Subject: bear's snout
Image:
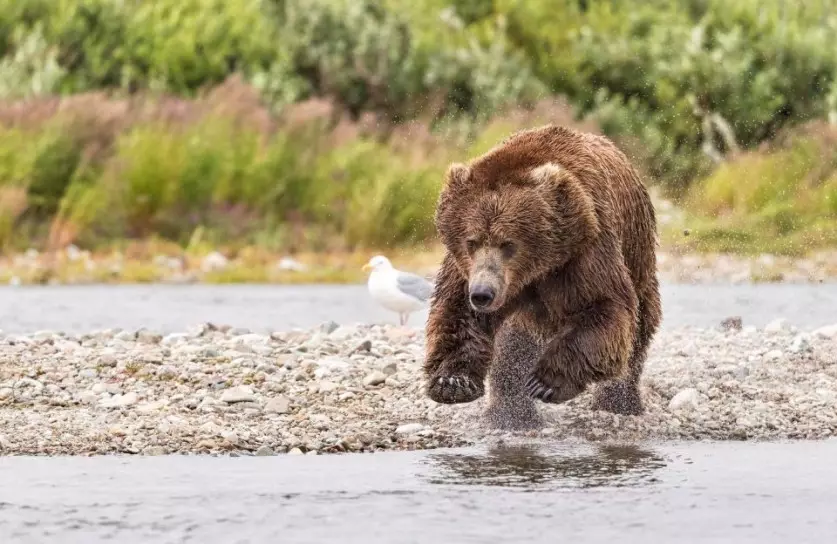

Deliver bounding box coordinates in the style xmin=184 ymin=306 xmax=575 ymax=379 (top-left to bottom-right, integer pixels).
xmin=469 ymin=284 xmax=496 ymax=309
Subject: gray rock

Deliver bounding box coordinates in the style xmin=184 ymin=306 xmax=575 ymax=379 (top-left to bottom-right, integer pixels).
xmin=720 ymin=316 xmax=742 ymax=331
xmin=789 ymin=334 xmax=812 ymax=354
xmin=0 ymin=387 xmax=13 ymax=400
xmin=0 ymin=434 xmax=14 ymax=450
xmin=161 ymin=333 xmax=189 ymax=346
xmin=320 ymin=320 xmax=340 ymax=334
xmin=395 ymin=423 xmax=425 ymax=435
xmin=77 ymin=391 xmax=97 ymax=404
xmin=200 ymin=421 xmax=222 ymax=436
xmin=137 ymin=399 xmax=168 ymax=413
xmin=363 ymin=371 xmax=387 ymax=387
xmin=764 ymin=349 xmax=783 ymax=362
xmin=318 ymin=381 xmax=338 ymax=393
xmin=115 ymin=330 xmax=136 ymax=342
xmin=16 ymin=378 xmax=44 ymax=391
xmin=265 ymin=396 xmax=291 ymax=414
xmin=143 ymin=446 xmax=167 ymax=456
xmin=137 ymin=329 xmax=163 ymax=344
xmin=382 ymin=362 xmax=398 ymax=376
xmin=255 ymin=445 xmax=275 ymax=456
xmin=220 ymin=386 xmax=256 ymax=404
xmin=813 ymin=324 xmax=837 ymax=339
xmin=764 ymin=318 xmax=790 ymax=333
xmin=668 ymin=388 xmax=700 ymax=412
xmin=98 ymin=354 xmax=117 ymax=367
xmin=221 ymin=431 xmax=240 ymax=445
xmin=101 ymin=391 xmax=138 ymax=408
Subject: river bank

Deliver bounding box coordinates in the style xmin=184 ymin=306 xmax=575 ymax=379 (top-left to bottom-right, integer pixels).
xmin=1 ymin=320 xmax=836 ymax=456
xmin=4 ymin=245 xmax=837 ymax=286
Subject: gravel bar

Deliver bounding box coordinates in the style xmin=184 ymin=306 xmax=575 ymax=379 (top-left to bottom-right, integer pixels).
xmin=2 ymin=320 xmax=837 ymax=456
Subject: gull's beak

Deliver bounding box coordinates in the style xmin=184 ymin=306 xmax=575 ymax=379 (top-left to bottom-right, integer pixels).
xmin=362 ymin=263 xmax=372 ymax=272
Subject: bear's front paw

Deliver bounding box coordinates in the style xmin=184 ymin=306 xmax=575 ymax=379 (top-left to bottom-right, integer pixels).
xmin=426 ymin=374 xmax=485 ymax=404
xmin=591 ymin=380 xmax=644 ymax=416
xmin=525 ymin=375 xmax=585 ymax=404
xmin=484 ymin=399 xmax=543 ymax=431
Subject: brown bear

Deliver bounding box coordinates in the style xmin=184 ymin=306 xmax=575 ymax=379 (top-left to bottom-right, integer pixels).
xmin=423 ymin=124 xmax=661 ymax=422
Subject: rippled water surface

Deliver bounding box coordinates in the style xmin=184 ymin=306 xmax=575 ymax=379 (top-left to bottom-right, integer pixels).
xmin=2 ymin=440 xmax=837 ymax=543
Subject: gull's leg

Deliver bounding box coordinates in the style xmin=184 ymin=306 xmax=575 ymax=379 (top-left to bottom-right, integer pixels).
xmin=403 ymin=313 xmax=410 ymax=326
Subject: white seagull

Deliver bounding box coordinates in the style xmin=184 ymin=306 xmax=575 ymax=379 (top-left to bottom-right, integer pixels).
xmin=362 ymin=255 xmax=433 ymax=326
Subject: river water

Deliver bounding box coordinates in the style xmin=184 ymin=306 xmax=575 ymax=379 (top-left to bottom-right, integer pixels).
xmin=1 ymin=282 xmax=837 ymax=334
xmin=2 ymin=283 xmax=837 ymax=543
xmin=1 ymin=440 xmax=836 ymax=543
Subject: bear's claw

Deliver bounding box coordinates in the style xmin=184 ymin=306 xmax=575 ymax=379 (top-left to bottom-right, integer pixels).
xmin=526 ymin=375 xmax=555 ymax=402
xmin=526 ymin=374 xmax=586 ymax=404
xmin=427 ymin=374 xmax=484 ymax=404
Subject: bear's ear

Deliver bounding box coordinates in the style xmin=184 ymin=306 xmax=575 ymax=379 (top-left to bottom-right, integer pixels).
xmin=531 ymin=162 xmax=601 ymax=241
xmin=443 ymin=163 xmax=471 ymax=190
xmin=529 ymin=162 xmax=563 ymax=186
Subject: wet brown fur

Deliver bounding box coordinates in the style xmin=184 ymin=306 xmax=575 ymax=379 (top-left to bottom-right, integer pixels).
xmin=424 ymin=125 xmax=661 ymax=416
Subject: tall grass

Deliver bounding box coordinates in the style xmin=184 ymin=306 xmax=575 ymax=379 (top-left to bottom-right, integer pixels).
xmin=2 ymin=78 xmax=587 ymax=253
xmin=672 ymin=122 xmax=837 ymax=255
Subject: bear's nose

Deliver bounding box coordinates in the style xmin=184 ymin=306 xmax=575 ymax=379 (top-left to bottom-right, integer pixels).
xmin=469 ymin=284 xmax=495 ymax=308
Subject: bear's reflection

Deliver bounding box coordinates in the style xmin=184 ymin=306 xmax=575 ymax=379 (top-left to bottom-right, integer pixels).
xmin=423 ymin=443 xmax=666 ymax=489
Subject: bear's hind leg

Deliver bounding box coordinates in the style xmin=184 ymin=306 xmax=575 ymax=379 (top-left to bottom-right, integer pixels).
xmin=591 ymin=288 xmax=661 ymax=416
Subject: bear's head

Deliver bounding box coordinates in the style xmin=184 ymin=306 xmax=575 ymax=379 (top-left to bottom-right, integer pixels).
xmin=435 ymin=160 xmax=600 ymax=313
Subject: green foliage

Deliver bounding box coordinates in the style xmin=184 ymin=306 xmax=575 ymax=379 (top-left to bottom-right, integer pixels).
xmin=4 ymin=0 xmax=837 ymax=254
xmin=673 ymin=127 xmax=837 ymax=255
xmin=264 ymin=0 xmax=542 ymax=123
xmin=0 ymin=104 xmax=450 ymax=251
xmin=497 ymin=0 xmax=837 ymax=191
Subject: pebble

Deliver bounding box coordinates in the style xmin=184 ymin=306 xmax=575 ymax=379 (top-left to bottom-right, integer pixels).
xmin=256 ymin=445 xmax=275 ymax=456
xmin=363 ymin=371 xmax=387 ymax=387
xmin=101 ymin=392 xmax=138 ymax=408
xmin=764 ymin=349 xmax=783 ymax=361
xmin=0 ymin=322 xmax=836 ymax=456
xmin=265 ymin=396 xmax=291 ymax=414
xmin=668 ymin=388 xmax=701 ymax=412
xmin=221 ymin=431 xmax=240 ymax=445
xmin=789 ymin=334 xmax=812 ymax=354
xmin=764 ymin=318 xmax=790 ymax=333
xmin=318 ymin=381 xmax=339 ymax=393
xmin=320 ymin=320 xmax=340 ymax=334
xmin=396 ymin=423 xmax=425 ymax=435
xmin=720 ymin=316 xmax=742 ymax=331
xmin=813 ymin=324 xmax=837 ymax=339
xmin=137 ymin=329 xmax=163 ymax=344
xmin=220 ymin=386 xmax=256 ymax=404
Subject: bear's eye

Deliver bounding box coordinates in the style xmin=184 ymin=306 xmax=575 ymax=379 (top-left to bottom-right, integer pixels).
xmin=465 ymin=239 xmax=479 ymax=254
xmin=500 ymin=241 xmax=516 ymax=258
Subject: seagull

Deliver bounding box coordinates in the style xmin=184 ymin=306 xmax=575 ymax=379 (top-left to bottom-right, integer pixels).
xmin=362 ymin=255 xmax=433 ymax=326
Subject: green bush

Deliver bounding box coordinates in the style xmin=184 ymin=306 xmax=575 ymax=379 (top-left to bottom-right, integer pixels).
xmin=0 ymin=94 xmax=453 ymax=251
xmin=673 ymin=125 xmax=837 ymax=255
xmin=496 ymin=0 xmax=837 ymax=191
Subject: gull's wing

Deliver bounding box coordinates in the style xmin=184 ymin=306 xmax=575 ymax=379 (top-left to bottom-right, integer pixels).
xmin=395 ymin=271 xmax=433 ymax=302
